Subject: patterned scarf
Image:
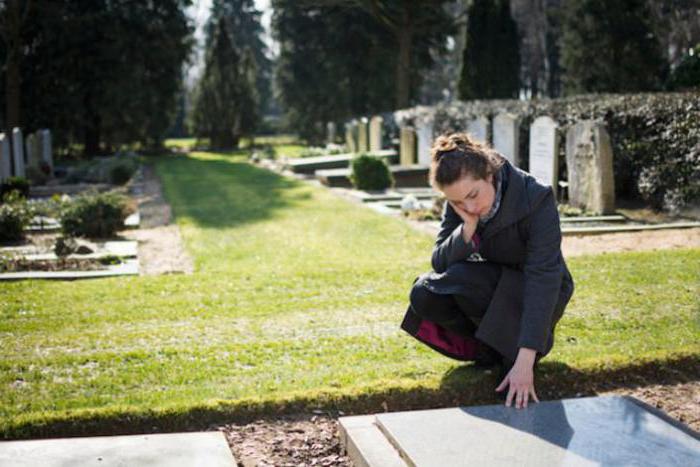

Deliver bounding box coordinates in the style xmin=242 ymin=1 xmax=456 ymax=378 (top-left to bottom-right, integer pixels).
xmin=478 ymin=167 xmax=503 ymax=226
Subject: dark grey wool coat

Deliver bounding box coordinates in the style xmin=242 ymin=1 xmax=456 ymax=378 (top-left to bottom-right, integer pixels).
xmin=401 ymin=159 xmax=574 ymax=362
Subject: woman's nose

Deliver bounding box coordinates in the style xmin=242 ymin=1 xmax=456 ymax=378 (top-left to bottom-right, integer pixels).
xmin=464 ymin=201 xmax=478 ymax=214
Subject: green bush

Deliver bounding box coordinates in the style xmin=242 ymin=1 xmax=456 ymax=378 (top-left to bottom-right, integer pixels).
xmin=0 ymin=193 xmax=33 ymax=242
xmin=60 ymin=191 xmax=129 ymax=238
xmin=667 ymin=45 xmax=700 ymax=91
xmin=109 ymin=162 xmax=136 ymax=185
xmin=0 ymin=176 xmax=30 ymax=201
xmin=350 ymin=154 xmax=393 ymax=191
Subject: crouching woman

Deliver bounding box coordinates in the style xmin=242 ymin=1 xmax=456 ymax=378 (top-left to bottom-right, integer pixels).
xmin=400 ymin=132 xmax=574 ymax=409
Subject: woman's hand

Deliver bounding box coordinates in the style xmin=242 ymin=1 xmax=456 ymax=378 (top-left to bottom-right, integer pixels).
xmin=448 ymin=201 xmax=479 ymax=244
xmin=495 ymin=347 xmax=539 ymax=409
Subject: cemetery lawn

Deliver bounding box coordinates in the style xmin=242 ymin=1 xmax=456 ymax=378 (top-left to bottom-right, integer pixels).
xmin=1 ymin=150 xmax=699 ymax=438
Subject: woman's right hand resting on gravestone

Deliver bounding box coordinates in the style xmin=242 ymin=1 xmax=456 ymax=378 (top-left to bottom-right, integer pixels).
xmin=448 ymin=201 xmax=479 ymax=245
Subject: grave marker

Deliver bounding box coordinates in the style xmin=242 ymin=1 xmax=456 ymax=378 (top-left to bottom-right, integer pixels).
xmin=40 ymin=129 xmax=54 ymax=175
xmin=369 ymin=116 xmax=384 ymax=152
xmin=0 ymin=134 xmax=11 ymax=182
xmin=493 ymin=113 xmax=520 ymax=166
xmin=528 ymin=116 xmax=559 ymax=188
xmin=25 ymin=133 xmax=42 ymax=171
xmin=11 ymin=127 xmax=25 ymax=177
xmin=326 ymin=122 xmax=336 ymax=144
xmin=566 ymin=120 xmax=615 ymax=214
xmin=345 ymin=121 xmax=357 ymax=153
xmin=467 ymin=116 xmax=489 ymax=144
xmin=358 ymin=118 xmax=369 ymax=153
xmin=400 ymin=127 xmax=417 ymax=166
xmin=416 ymin=119 xmax=434 ymax=166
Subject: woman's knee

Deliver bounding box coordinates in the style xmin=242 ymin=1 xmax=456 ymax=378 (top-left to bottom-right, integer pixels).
xmin=409 ymin=279 xmax=433 ymax=316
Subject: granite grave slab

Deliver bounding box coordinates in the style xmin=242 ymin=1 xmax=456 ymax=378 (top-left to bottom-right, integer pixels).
xmin=0 ymin=431 xmax=236 ymax=467
xmin=340 ymin=396 xmax=700 ymax=467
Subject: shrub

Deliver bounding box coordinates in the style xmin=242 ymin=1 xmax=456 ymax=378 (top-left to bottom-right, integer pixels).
xmin=667 ymin=45 xmax=700 ymax=91
xmin=0 ymin=176 xmax=30 ymax=201
xmin=0 ymin=192 xmax=33 ymax=242
xmin=109 ymin=162 xmax=136 ymax=185
xmin=350 ymin=154 xmax=394 ymax=191
xmin=60 ymin=191 xmax=130 ymax=238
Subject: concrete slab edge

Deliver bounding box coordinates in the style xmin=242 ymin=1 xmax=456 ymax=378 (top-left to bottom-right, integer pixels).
xmin=339 ymin=415 xmax=407 ymax=467
xmin=0 ymin=259 xmax=139 ymax=281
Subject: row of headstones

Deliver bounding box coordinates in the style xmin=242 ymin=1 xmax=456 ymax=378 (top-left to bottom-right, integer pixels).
xmin=403 ymin=115 xmax=614 ymax=214
xmin=337 ymin=112 xmax=614 ymax=214
xmin=0 ymin=128 xmax=53 ymax=182
xmin=333 ymin=117 xmax=386 ymax=154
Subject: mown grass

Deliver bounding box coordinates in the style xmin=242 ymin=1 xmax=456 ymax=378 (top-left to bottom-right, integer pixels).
xmin=1 ymin=150 xmax=698 ymax=438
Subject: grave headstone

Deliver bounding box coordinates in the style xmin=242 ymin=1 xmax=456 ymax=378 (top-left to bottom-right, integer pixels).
xmin=0 ymin=133 xmax=11 ymax=182
xmin=25 ymin=133 xmax=41 ymax=171
xmin=416 ymin=119 xmax=434 ymax=166
xmin=528 ymin=116 xmax=559 ymax=188
xmin=400 ymin=127 xmax=417 ymax=166
xmin=369 ymin=116 xmax=384 ymax=152
xmin=566 ymin=120 xmax=615 ymax=214
xmin=358 ymin=118 xmax=370 ymax=153
xmin=493 ymin=113 xmax=520 ymax=166
xmin=467 ymin=116 xmax=489 ymax=144
xmin=326 ymin=122 xmax=336 ymax=144
xmin=40 ymin=129 xmax=54 ymax=175
xmin=345 ymin=121 xmax=357 ymax=153
xmin=11 ymin=127 xmax=25 ymax=177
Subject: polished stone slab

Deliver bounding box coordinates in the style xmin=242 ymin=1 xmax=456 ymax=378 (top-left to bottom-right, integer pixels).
xmin=286 ymin=150 xmax=397 ymax=174
xmin=373 ymin=396 xmax=700 ymax=467
xmin=0 ymin=431 xmax=236 ymax=467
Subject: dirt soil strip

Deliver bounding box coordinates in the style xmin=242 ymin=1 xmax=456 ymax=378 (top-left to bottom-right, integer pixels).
xmin=123 ymin=164 xmax=194 ymax=275
xmin=562 ymin=227 xmax=700 ymax=257
xmin=215 ymin=381 xmax=699 ymax=466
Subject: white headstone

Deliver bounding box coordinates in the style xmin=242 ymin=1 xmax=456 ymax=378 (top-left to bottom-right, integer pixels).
xmin=40 ymin=129 xmax=54 ymax=175
xmin=416 ymin=119 xmax=434 ymax=166
xmin=369 ymin=116 xmax=384 ymax=152
xmin=566 ymin=120 xmax=615 ymax=214
xmin=345 ymin=121 xmax=357 ymax=153
xmin=358 ymin=118 xmax=369 ymax=153
xmin=11 ymin=127 xmax=25 ymax=178
xmin=528 ymin=116 xmax=559 ymax=188
xmin=493 ymin=113 xmax=520 ymax=166
xmin=467 ymin=116 xmax=489 ymax=145
xmin=0 ymin=133 xmax=11 ymax=182
xmin=326 ymin=122 xmax=336 ymax=144
xmin=25 ymin=133 xmax=41 ymax=170
xmin=400 ymin=127 xmax=417 ymax=166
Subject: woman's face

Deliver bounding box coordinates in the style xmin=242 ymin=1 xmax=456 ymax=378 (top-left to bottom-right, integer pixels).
xmin=441 ymin=173 xmax=495 ymax=218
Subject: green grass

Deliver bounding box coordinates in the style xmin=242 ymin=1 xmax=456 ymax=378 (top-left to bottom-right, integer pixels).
xmin=1 ymin=150 xmax=698 ymax=438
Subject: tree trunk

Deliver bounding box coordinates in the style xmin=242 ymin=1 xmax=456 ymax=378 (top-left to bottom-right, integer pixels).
xmin=3 ymin=0 xmax=24 ymax=135
xmin=83 ymin=91 xmax=101 ymax=156
xmin=395 ymin=9 xmax=412 ymax=109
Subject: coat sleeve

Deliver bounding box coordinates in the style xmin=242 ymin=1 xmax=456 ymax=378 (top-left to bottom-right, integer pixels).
xmin=431 ymin=202 xmax=477 ymax=273
xmin=518 ymin=189 xmax=564 ymax=353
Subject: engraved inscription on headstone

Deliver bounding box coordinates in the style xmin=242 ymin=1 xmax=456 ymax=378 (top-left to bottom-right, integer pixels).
xmin=0 ymin=133 xmax=11 ymax=182
xmin=493 ymin=113 xmax=520 ymax=166
xmin=467 ymin=116 xmax=489 ymax=144
xmin=11 ymin=127 xmax=25 ymax=178
xmin=528 ymin=116 xmax=559 ymax=188
xmin=566 ymin=120 xmax=615 ymax=214
xmin=400 ymin=127 xmax=417 ymax=166
xmin=369 ymin=116 xmax=384 ymax=152
xmin=416 ymin=119 xmax=434 ymax=166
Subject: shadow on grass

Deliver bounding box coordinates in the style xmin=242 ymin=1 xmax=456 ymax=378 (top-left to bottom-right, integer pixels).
xmin=2 ymin=354 xmax=698 ymax=440
xmin=156 ymin=153 xmax=312 ymax=230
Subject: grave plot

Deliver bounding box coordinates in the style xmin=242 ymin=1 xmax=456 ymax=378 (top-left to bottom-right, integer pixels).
xmin=340 ymin=396 xmax=700 ymax=467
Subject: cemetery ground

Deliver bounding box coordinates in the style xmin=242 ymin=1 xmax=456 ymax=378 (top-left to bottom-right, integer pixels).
xmin=1 ymin=145 xmax=699 ymax=464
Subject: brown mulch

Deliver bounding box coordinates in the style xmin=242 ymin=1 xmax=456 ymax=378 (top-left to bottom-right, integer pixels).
xmin=218 ymin=414 xmax=350 ymax=467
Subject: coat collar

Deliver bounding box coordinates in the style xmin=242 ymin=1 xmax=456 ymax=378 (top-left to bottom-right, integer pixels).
xmin=481 ymin=159 xmax=531 ymax=240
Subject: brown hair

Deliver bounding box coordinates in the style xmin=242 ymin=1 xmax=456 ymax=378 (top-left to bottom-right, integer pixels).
xmin=429 ymin=132 xmax=504 ymax=188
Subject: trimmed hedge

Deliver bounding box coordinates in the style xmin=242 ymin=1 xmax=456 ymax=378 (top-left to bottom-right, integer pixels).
xmin=0 ymin=193 xmax=33 ymax=242
xmin=394 ymin=92 xmax=700 ymax=211
xmin=60 ymin=191 xmax=130 ymax=238
xmin=350 ymin=154 xmax=394 ymax=190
